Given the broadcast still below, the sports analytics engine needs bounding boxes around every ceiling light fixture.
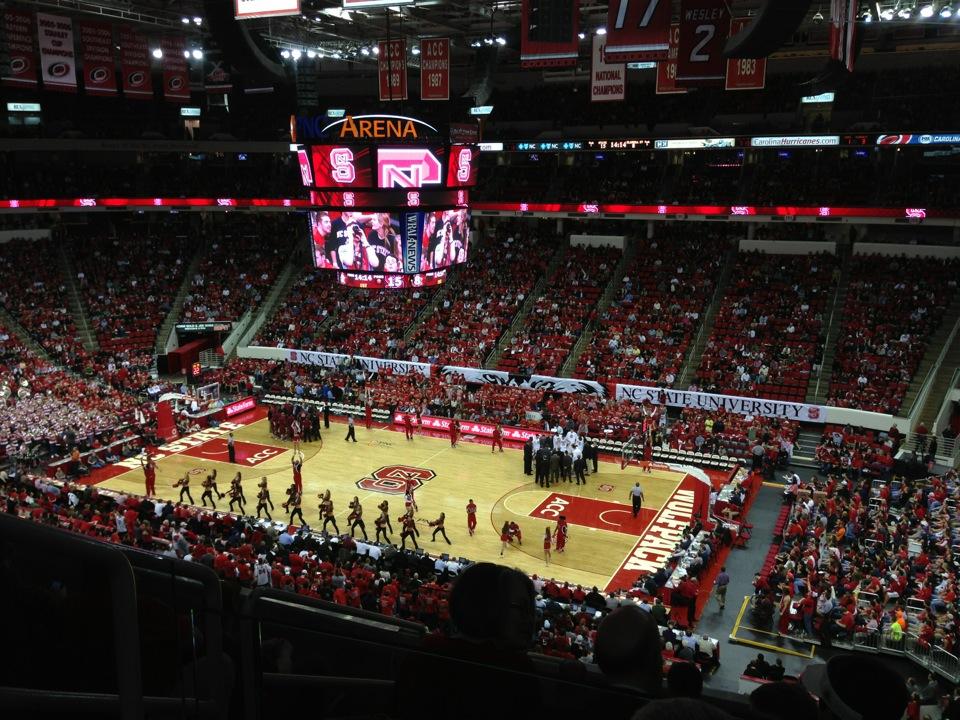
[596,27,607,35]
[151,48,162,59]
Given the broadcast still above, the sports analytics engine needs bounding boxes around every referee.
[629,482,645,518]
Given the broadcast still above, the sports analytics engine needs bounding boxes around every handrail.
[0,512,144,719]
[906,311,960,424]
[811,260,848,400]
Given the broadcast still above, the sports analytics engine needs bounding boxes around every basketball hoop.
[620,434,640,470]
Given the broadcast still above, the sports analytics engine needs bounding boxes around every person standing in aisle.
[345,415,357,442]
[629,482,645,518]
[714,566,730,611]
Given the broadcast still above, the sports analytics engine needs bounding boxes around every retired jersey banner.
[161,35,189,102]
[37,13,77,92]
[2,8,38,88]
[591,35,625,102]
[604,0,671,62]
[78,21,117,96]
[615,383,827,423]
[676,0,729,86]
[655,24,685,94]
[118,24,153,98]
[419,38,449,101]
[378,38,407,101]
[520,0,579,68]
[725,18,766,90]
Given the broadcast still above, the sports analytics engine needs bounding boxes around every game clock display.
[307,144,478,190]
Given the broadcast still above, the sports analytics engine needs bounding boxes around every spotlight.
[193,16,202,25]
[372,45,379,55]
[483,37,493,45]
[920,4,934,16]
[181,17,190,24]
[595,27,607,35]
[151,48,163,59]
[880,7,895,18]
[496,36,506,45]
[183,50,190,59]
[898,6,912,17]
[411,45,420,55]
[192,49,203,60]
[360,47,369,55]
[281,50,291,59]
[812,10,824,22]
[291,49,301,60]
[307,50,316,58]
[942,4,954,16]
[578,32,585,39]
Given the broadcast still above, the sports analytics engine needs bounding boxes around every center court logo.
[356,464,435,494]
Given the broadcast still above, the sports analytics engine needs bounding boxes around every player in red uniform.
[465,499,477,536]
[140,453,157,497]
[291,455,303,494]
[508,521,522,545]
[554,515,568,553]
[492,422,504,453]
[364,397,373,430]
[403,413,414,441]
[642,430,653,473]
[543,527,552,565]
[448,419,459,447]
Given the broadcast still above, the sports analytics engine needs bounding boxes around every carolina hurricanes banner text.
[378,39,407,101]
[520,0,579,68]
[420,38,449,101]
[676,0,729,86]
[118,25,153,98]
[604,0,671,62]
[161,35,189,102]
[37,13,77,92]
[78,21,117,96]
[2,8,38,87]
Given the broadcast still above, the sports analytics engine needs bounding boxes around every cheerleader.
[377,499,394,534]
[399,512,419,549]
[499,521,511,556]
[229,474,246,515]
[429,512,450,544]
[291,416,302,454]
[554,515,568,553]
[173,472,194,504]
[291,455,303,494]
[347,496,367,540]
[255,477,273,520]
[319,489,339,534]
[543,527,553,565]
[374,505,390,544]
[283,486,305,525]
[200,473,220,509]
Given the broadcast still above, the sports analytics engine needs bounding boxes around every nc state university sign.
[357,464,436,494]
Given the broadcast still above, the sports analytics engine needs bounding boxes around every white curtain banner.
[355,355,431,377]
[615,383,827,422]
[285,349,351,369]
[37,12,77,92]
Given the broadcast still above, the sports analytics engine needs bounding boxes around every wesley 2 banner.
[37,13,77,92]
[520,0,579,68]
[676,0,729,87]
[615,383,827,423]
[2,8,38,88]
[78,20,117,96]
[604,0,671,62]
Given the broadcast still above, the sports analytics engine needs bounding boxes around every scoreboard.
[293,113,478,287]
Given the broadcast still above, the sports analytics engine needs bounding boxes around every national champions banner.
[37,12,77,92]
[2,8,39,88]
[591,34,625,102]
[615,383,827,423]
[78,20,117,96]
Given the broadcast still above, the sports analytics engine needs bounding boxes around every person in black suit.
[523,438,533,476]
[584,439,598,473]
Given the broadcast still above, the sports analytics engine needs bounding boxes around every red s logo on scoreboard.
[456,148,473,183]
[330,148,356,183]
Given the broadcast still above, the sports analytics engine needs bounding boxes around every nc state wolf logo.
[356,465,436,494]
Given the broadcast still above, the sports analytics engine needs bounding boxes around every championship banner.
[285,349,351,369]
[830,0,858,73]
[235,0,301,19]
[615,383,827,423]
[591,34,625,102]
[355,355,431,378]
[676,0,729,87]
[419,38,449,101]
[36,13,77,92]
[724,18,766,91]
[392,412,546,443]
[118,24,153,98]
[2,8,38,88]
[655,24,685,94]
[520,0,579,68]
[78,20,117,96]
[378,39,407,101]
[161,35,189,102]
[604,0,671,62]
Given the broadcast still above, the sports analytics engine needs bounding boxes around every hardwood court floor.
[100,416,683,590]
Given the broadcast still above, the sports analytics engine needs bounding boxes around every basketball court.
[95,408,717,592]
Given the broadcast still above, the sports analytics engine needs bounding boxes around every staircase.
[901,293,960,421]
[56,245,98,352]
[560,238,636,377]
[484,244,566,369]
[676,247,738,389]
[806,249,852,404]
[235,253,305,353]
[0,306,53,362]
[154,242,207,355]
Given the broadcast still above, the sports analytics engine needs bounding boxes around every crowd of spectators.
[578,229,729,386]
[254,269,343,349]
[181,217,297,322]
[667,409,799,464]
[695,251,838,403]
[828,254,960,414]
[498,244,620,376]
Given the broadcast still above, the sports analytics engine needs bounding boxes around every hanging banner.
[355,355,431,377]
[419,38,449,101]
[615,383,827,423]
[591,34,625,102]
[830,0,858,73]
[285,349,351,369]
[235,0,301,18]
[724,18,766,91]
[36,13,77,92]
[520,0,580,68]
[2,8,39,88]
[204,52,232,93]
[118,24,153,99]
[604,0,671,62]
[378,38,408,101]
[676,0,729,87]
[393,412,546,442]
[78,20,117,96]
[161,35,189,102]
[655,23,685,94]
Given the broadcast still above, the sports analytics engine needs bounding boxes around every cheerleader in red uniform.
[543,527,552,565]
[499,521,511,556]
[554,515,568,553]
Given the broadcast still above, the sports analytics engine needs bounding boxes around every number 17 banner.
[420,38,449,101]
[604,0,671,62]
[725,18,766,90]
